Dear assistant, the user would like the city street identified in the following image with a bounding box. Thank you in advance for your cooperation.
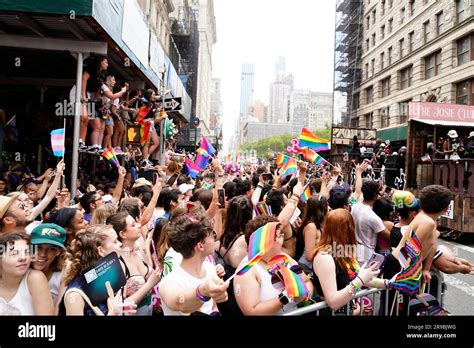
[439,238,474,315]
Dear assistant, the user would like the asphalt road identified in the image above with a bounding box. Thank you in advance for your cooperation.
[436,238,474,315]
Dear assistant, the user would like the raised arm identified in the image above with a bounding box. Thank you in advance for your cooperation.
[31,160,65,219]
[112,166,126,205]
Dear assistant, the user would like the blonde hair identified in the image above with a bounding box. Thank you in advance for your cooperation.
[91,204,117,225]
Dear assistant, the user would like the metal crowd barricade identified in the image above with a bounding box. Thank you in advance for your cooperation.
[284,270,446,316]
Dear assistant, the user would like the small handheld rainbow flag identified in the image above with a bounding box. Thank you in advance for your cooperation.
[236,254,264,276]
[299,147,328,165]
[102,148,119,167]
[50,128,65,157]
[276,153,290,168]
[248,222,279,260]
[200,136,216,156]
[300,185,312,203]
[277,265,309,299]
[266,254,289,275]
[280,157,297,179]
[299,128,329,152]
[184,158,200,179]
[255,202,272,216]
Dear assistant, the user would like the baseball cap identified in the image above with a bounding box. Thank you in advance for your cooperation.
[0,192,22,219]
[30,223,66,249]
[132,177,152,188]
[447,130,458,138]
[179,184,195,194]
[469,131,474,138]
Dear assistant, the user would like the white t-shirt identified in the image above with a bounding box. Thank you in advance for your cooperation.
[48,271,62,304]
[162,247,183,277]
[159,260,216,316]
[0,269,35,315]
[351,202,386,264]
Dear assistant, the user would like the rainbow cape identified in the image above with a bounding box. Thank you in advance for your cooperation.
[102,148,119,167]
[299,128,329,152]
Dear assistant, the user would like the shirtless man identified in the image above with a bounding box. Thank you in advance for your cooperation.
[393,185,452,284]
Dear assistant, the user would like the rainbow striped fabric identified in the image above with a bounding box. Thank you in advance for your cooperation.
[50,128,65,157]
[248,222,279,260]
[300,186,312,203]
[299,128,329,152]
[200,136,216,156]
[276,153,290,168]
[102,148,119,167]
[280,157,297,179]
[195,148,211,169]
[299,147,327,165]
[255,202,272,216]
[236,254,264,276]
[277,265,309,299]
[140,122,151,147]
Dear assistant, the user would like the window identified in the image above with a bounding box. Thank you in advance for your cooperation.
[353,93,360,109]
[371,58,375,76]
[372,9,377,24]
[388,0,393,8]
[372,33,376,47]
[380,107,390,128]
[456,79,474,105]
[381,76,391,97]
[381,0,385,16]
[366,38,370,52]
[457,35,471,66]
[365,113,373,128]
[381,25,386,39]
[399,38,405,58]
[423,21,431,43]
[381,52,385,69]
[408,0,415,16]
[366,16,370,29]
[365,63,369,79]
[456,0,466,23]
[436,12,444,36]
[388,46,393,65]
[400,7,405,24]
[366,86,374,104]
[425,51,442,79]
[351,117,359,128]
[409,31,414,53]
[399,100,411,123]
[400,65,413,89]
[388,18,393,34]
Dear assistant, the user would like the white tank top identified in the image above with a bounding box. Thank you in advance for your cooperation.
[48,271,62,304]
[0,269,35,315]
[252,260,298,315]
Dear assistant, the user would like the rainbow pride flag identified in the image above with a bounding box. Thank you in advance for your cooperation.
[280,157,297,179]
[277,266,309,299]
[200,136,216,156]
[248,222,279,260]
[299,147,327,165]
[185,158,200,179]
[276,153,290,168]
[300,186,312,203]
[266,254,289,275]
[255,202,272,216]
[102,148,119,167]
[136,105,152,124]
[236,254,264,276]
[299,128,329,152]
[50,128,65,157]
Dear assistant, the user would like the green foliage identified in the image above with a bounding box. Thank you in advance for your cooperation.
[240,127,331,156]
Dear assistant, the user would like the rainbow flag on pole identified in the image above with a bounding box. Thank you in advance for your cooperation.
[300,186,312,203]
[299,128,329,152]
[276,152,290,168]
[277,266,309,299]
[102,148,119,167]
[280,157,297,179]
[50,128,65,157]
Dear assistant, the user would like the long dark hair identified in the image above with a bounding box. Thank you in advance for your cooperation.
[300,195,328,232]
[221,195,253,249]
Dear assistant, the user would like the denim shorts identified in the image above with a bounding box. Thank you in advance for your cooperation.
[105,117,114,126]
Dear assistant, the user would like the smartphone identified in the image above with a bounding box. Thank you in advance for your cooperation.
[289,207,301,225]
[262,173,274,181]
[368,252,386,270]
[60,174,66,189]
[152,172,159,185]
[166,173,179,186]
[217,188,226,207]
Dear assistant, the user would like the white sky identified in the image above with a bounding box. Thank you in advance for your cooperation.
[212,0,337,150]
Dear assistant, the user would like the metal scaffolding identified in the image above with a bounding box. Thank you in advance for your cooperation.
[333,0,363,127]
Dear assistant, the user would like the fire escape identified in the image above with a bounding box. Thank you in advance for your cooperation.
[333,0,363,127]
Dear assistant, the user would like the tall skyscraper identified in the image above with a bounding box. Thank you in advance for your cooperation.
[269,82,291,124]
[289,89,310,127]
[239,63,255,145]
[275,56,286,82]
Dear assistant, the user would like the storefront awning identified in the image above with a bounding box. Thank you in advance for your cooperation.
[412,119,473,127]
[377,124,408,142]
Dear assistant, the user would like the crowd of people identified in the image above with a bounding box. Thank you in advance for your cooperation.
[1,149,472,316]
